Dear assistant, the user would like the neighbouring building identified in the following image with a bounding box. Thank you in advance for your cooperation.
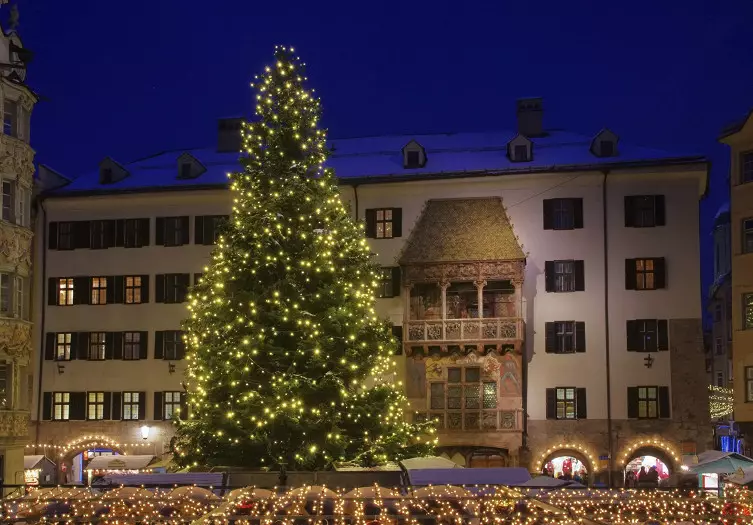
[0,16,36,489]
[33,99,711,485]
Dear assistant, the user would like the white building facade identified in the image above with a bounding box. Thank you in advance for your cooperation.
[32,99,710,485]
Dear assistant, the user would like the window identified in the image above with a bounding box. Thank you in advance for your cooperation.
[716,337,724,356]
[15,186,27,227]
[555,387,577,420]
[375,209,393,239]
[625,258,666,290]
[159,216,189,246]
[546,387,586,420]
[195,215,228,245]
[156,274,189,303]
[123,332,141,360]
[378,267,400,298]
[545,321,586,353]
[600,140,615,156]
[543,198,583,231]
[717,372,724,388]
[122,392,140,420]
[3,99,16,137]
[100,168,113,184]
[744,293,753,330]
[746,368,753,402]
[180,163,191,179]
[556,322,574,353]
[624,195,665,228]
[53,392,70,421]
[545,260,586,293]
[164,331,182,360]
[715,303,723,322]
[1,180,13,222]
[89,332,106,360]
[164,391,182,420]
[0,273,9,315]
[87,392,105,420]
[13,276,22,318]
[637,386,658,419]
[90,220,116,249]
[514,144,528,161]
[90,277,107,305]
[56,333,72,361]
[58,222,74,250]
[123,218,149,248]
[428,366,497,431]
[744,219,753,254]
[58,278,74,306]
[0,363,6,408]
[125,276,142,304]
[626,319,668,352]
[742,152,753,184]
[405,150,420,168]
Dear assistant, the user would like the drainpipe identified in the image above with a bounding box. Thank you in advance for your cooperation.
[34,198,47,452]
[602,170,614,487]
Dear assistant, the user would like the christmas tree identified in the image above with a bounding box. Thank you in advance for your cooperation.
[172,46,435,470]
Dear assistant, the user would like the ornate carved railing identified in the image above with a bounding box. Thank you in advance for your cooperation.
[405,317,524,343]
[415,408,523,432]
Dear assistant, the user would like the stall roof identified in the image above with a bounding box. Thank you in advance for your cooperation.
[400,457,462,471]
[24,455,53,470]
[103,472,224,487]
[407,467,531,487]
[85,455,155,471]
[689,451,753,474]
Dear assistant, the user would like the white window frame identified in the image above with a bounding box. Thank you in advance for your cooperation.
[53,392,70,421]
[87,392,104,420]
[89,332,106,360]
[58,278,74,306]
[164,391,182,420]
[123,332,141,360]
[124,276,142,304]
[90,277,107,305]
[122,392,140,420]
[56,333,72,361]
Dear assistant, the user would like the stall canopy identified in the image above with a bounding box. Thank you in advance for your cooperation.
[85,455,155,471]
[400,457,462,471]
[516,476,585,488]
[727,466,753,486]
[406,467,531,487]
[24,455,52,470]
[689,451,753,474]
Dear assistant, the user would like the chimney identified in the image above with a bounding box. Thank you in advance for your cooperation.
[217,117,244,153]
[516,97,544,137]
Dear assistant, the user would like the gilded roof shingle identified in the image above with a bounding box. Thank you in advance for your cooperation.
[399,198,525,265]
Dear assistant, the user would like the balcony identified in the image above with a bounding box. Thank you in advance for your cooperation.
[416,408,524,433]
[406,317,524,344]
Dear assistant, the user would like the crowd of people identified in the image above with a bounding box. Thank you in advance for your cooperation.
[625,466,661,488]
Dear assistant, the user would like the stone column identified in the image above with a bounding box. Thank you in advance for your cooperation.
[512,279,523,318]
[440,281,449,340]
[476,280,486,319]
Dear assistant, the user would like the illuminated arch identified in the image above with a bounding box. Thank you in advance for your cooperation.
[618,439,680,470]
[534,442,599,473]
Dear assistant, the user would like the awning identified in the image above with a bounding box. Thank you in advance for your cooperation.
[24,455,50,470]
[85,455,155,471]
[516,476,585,488]
[400,456,462,471]
[689,451,753,474]
[407,467,531,486]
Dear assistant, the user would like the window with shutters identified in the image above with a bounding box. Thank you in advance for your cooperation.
[196,215,227,245]
[164,391,182,420]
[553,261,575,292]
[428,366,497,431]
[163,216,187,246]
[378,267,399,298]
[53,392,70,421]
[626,319,668,352]
[89,332,106,360]
[543,198,582,230]
[57,278,74,306]
[742,152,753,184]
[123,332,141,360]
[715,337,724,356]
[163,331,182,360]
[637,386,659,419]
[743,219,753,254]
[555,322,574,353]
[625,195,664,227]
[123,392,140,420]
[56,222,74,250]
[124,276,143,304]
[1,180,13,222]
[374,209,394,239]
[743,294,753,330]
[56,333,72,361]
[634,258,658,290]
[90,220,115,249]
[90,277,107,305]
[746,368,753,402]
[161,274,189,303]
[555,387,577,420]
[87,392,105,420]
[123,218,149,248]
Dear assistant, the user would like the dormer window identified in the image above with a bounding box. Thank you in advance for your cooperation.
[180,163,192,179]
[402,140,427,169]
[508,134,532,163]
[100,168,113,185]
[98,158,129,185]
[591,129,619,158]
[176,153,206,179]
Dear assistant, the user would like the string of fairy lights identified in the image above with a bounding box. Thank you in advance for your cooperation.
[4,484,752,523]
[710,384,734,419]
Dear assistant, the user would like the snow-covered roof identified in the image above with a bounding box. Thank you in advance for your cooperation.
[24,455,52,470]
[43,130,705,196]
[85,454,155,471]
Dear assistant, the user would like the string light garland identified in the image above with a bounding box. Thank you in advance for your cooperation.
[618,439,680,467]
[535,442,599,473]
[709,384,734,419]
[25,435,153,456]
[170,45,435,470]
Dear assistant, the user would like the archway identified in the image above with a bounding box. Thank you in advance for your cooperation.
[58,437,125,485]
[622,446,676,487]
[540,449,593,484]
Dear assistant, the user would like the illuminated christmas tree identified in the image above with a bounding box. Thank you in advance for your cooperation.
[172,46,435,470]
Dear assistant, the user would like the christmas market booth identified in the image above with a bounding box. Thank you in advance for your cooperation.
[23,455,55,487]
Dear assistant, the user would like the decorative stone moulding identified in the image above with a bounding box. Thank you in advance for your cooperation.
[0,319,31,364]
[0,409,29,438]
[0,223,32,269]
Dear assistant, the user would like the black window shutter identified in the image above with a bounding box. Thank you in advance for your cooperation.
[154,392,164,421]
[115,220,125,247]
[392,325,403,355]
[194,216,204,245]
[176,333,186,360]
[658,386,671,418]
[105,220,117,247]
[155,218,165,245]
[626,321,639,351]
[576,388,587,419]
[139,218,150,246]
[657,320,669,351]
[179,274,190,301]
[48,222,59,249]
[42,392,52,420]
[391,266,401,297]
[365,209,376,238]
[45,333,55,360]
[105,276,115,304]
[575,322,586,352]
[180,216,190,244]
[193,273,203,286]
[47,278,57,306]
[111,392,122,420]
[113,332,123,360]
[155,274,165,303]
[113,276,124,304]
[625,259,637,290]
[104,332,114,360]
[542,200,553,230]
[627,387,639,418]
[624,196,635,227]
[139,331,149,359]
[573,199,584,229]
[574,260,585,291]
[545,322,556,353]
[73,277,90,305]
[140,275,150,303]
[654,258,667,289]
[392,208,403,237]
[654,195,666,226]
[103,392,112,420]
[154,331,164,359]
[544,261,555,292]
[74,221,91,249]
[70,392,86,420]
[180,392,188,419]
[137,391,146,420]
[75,332,90,360]
[545,388,557,419]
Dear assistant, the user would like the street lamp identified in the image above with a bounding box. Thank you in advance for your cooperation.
[140,425,150,440]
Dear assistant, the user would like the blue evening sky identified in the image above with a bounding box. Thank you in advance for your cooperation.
[17,0,753,309]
